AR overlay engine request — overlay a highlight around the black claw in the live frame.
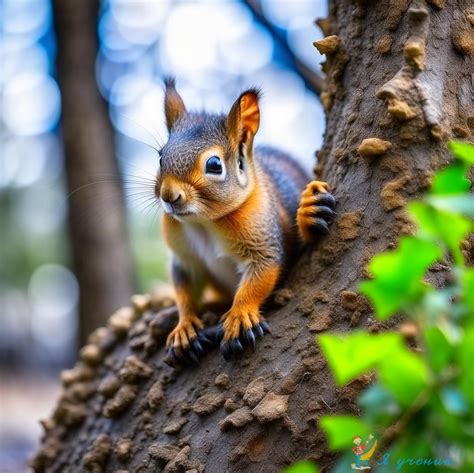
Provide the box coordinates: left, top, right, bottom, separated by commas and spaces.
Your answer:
311, 218, 330, 234
173, 346, 189, 364
187, 350, 200, 365
315, 193, 336, 209
216, 326, 225, 342
167, 346, 179, 366
260, 321, 271, 334
164, 353, 175, 367
313, 205, 335, 221
170, 346, 177, 360
197, 335, 214, 350
191, 338, 203, 356
166, 338, 204, 367
220, 338, 243, 360
246, 329, 256, 351
231, 338, 244, 353
254, 324, 264, 338
219, 319, 271, 361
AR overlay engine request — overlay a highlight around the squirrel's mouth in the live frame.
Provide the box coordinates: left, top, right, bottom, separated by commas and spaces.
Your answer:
173, 210, 193, 217
161, 200, 194, 218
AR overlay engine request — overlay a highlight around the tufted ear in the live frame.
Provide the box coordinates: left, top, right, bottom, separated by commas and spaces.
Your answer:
226, 88, 261, 151
164, 78, 186, 132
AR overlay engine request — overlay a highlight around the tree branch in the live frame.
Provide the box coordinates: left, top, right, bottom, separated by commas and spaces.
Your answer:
243, 0, 324, 96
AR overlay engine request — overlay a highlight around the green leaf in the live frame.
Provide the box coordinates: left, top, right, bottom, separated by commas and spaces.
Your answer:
431, 162, 470, 195
449, 140, 474, 165
409, 202, 471, 264
426, 195, 474, 217
319, 415, 372, 450
319, 332, 403, 385
424, 326, 452, 373
378, 348, 428, 407
359, 237, 441, 319
459, 326, 474, 408
462, 268, 474, 313
283, 461, 319, 473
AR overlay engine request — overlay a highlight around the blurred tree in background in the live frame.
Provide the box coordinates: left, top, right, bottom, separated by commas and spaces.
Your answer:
52, 0, 135, 345
0, 1, 326, 470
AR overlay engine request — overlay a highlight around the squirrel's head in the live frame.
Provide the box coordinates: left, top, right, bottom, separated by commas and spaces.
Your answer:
155, 79, 261, 221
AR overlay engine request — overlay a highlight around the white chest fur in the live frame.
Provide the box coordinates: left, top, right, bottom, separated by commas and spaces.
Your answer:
183, 222, 244, 294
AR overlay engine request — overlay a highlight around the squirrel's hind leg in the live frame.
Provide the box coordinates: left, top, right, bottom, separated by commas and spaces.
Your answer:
296, 180, 336, 243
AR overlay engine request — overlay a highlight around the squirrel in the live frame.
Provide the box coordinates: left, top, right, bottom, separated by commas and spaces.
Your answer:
157, 79, 335, 364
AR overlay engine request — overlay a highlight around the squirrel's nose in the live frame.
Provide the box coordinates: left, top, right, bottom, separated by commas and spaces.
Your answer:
161, 189, 182, 204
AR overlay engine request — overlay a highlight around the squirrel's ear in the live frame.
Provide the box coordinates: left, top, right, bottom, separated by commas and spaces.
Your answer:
164, 78, 186, 132
227, 89, 261, 149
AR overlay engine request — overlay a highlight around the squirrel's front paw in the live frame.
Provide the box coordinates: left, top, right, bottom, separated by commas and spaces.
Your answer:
297, 180, 336, 243
165, 315, 204, 366
219, 307, 270, 361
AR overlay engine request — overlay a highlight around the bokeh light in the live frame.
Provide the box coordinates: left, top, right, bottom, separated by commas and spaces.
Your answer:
2, 0, 50, 44
29, 264, 78, 350
3, 73, 61, 135
0, 1, 327, 468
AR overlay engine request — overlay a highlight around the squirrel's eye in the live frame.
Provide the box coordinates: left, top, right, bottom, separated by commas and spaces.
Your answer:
238, 157, 244, 171
205, 156, 222, 174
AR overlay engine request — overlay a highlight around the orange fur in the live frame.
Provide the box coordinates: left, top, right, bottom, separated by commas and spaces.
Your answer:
162, 214, 204, 349
164, 78, 186, 131
240, 93, 260, 136
160, 175, 187, 205
216, 182, 262, 238
166, 281, 203, 349
297, 213, 317, 243
222, 264, 279, 340
303, 180, 329, 195
297, 180, 330, 243
161, 213, 183, 249
202, 285, 229, 306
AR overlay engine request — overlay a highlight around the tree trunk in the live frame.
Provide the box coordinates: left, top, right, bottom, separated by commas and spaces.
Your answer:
34, 1, 472, 472
52, 0, 135, 345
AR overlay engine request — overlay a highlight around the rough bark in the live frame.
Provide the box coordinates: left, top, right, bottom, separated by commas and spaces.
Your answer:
53, 0, 135, 344
35, 1, 472, 472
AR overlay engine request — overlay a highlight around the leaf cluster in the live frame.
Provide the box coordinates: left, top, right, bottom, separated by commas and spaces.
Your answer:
317, 142, 474, 472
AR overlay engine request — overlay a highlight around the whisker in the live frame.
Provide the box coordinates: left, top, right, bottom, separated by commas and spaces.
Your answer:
125, 193, 156, 201
116, 112, 164, 150
65, 179, 125, 200
193, 197, 217, 213
126, 195, 157, 206
140, 199, 161, 220
121, 175, 157, 184
120, 166, 158, 182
